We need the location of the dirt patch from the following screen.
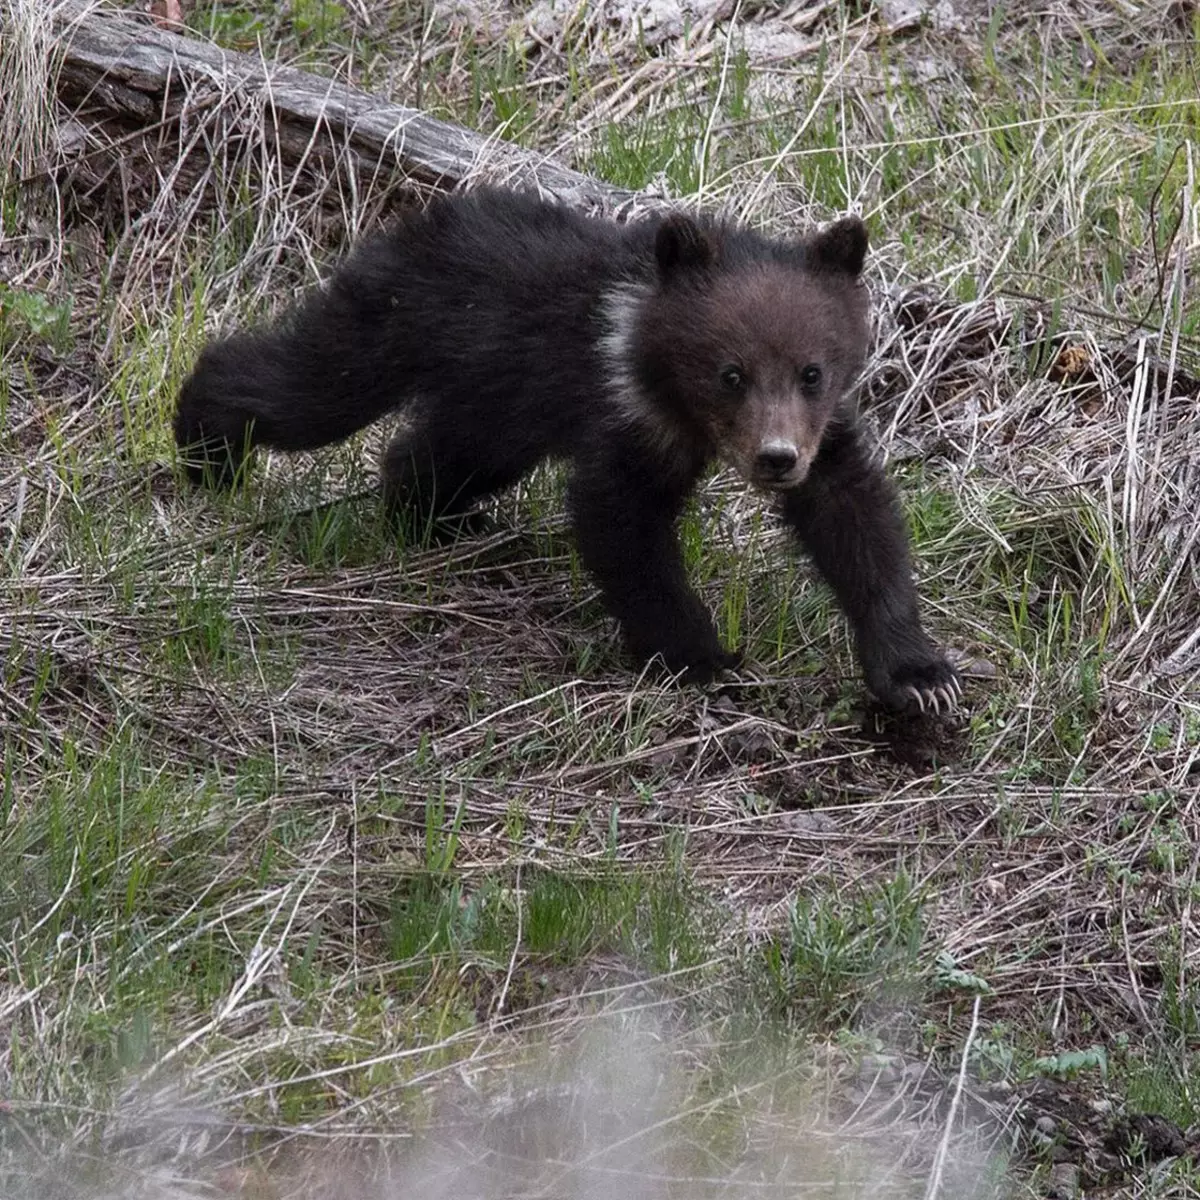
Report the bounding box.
[858,702,966,771]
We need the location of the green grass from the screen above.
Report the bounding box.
[760,871,929,1030]
[3,0,1200,1195]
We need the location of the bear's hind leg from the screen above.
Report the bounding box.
[381,424,528,542]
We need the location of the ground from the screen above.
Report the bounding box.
[2,0,1199,1197]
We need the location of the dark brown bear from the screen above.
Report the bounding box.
[175,187,960,714]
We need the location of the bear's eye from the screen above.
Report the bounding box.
[799,364,823,391]
[720,364,747,392]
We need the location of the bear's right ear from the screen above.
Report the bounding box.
[655,215,715,277]
[807,215,868,278]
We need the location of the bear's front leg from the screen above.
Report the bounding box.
[569,453,739,684]
[781,422,961,714]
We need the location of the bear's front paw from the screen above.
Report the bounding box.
[863,638,963,716]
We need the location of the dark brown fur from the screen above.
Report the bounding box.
[174,187,961,713]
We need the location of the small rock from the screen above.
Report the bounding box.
[983,874,1007,900]
[526,0,730,48]
[1047,1162,1079,1200]
[726,727,776,762]
[739,26,814,62]
[878,0,964,33]
[1036,1115,1057,1135]
[779,809,838,836]
[858,1055,901,1086]
[1017,581,1042,607]
[646,745,683,770]
[1090,1098,1113,1116]
[1049,343,1092,383]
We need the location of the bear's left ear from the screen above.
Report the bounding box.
[807,215,868,278]
[655,214,716,277]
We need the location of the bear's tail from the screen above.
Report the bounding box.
[174,277,412,488]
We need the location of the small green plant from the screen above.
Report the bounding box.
[584,104,708,193]
[934,951,994,995]
[193,1,266,45]
[1033,1045,1108,1082]
[1122,1050,1200,1131]
[971,1033,1016,1080]
[466,41,537,145]
[0,283,72,353]
[424,788,467,873]
[290,0,346,43]
[163,583,236,671]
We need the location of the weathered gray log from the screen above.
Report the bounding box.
[48,0,635,218]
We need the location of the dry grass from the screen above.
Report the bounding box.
[2,1,1200,1197]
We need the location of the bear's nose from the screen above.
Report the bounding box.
[755,443,799,476]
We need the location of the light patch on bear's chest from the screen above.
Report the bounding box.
[596,282,691,462]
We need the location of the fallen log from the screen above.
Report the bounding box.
[47,0,635,224]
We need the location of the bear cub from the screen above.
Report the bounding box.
[175,186,961,714]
